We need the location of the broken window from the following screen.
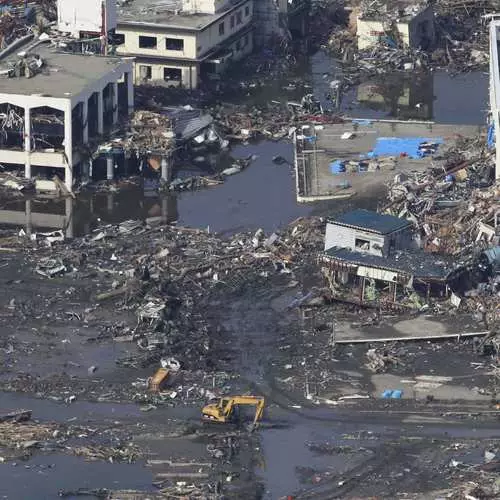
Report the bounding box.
[355,238,370,251]
[236,11,242,25]
[30,106,65,151]
[139,35,157,49]
[0,104,24,149]
[166,38,184,51]
[114,33,125,45]
[163,67,182,82]
[139,65,152,80]
[230,15,235,28]
[219,22,225,36]
[245,5,250,16]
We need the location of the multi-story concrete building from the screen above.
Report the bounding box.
[0,36,134,190]
[489,18,500,180]
[115,0,254,89]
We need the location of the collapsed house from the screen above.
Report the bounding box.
[356,0,435,50]
[320,209,466,307]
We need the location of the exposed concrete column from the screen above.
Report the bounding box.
[82,98,89,143]
[97,90,104,135]
[106,154,114,181]
[162,196,168,222]
[64,103,73,190]
[126,72,134,115]
[161,154,172,182]
[25,199,32,236]
[24,106,31,179]
[81,159,90,183]
[107,193,113,212]
[65,197,73,239]
[112,82,118,124]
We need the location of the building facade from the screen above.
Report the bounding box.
[116,0,254,89]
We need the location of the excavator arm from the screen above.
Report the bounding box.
[224,396,265,425]
[202,395,265,426]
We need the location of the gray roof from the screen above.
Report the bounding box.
[117,0,247,31]
[330,209,412,235]
[0,41,128,98]
[162,107,213,139]
[324,247,459,281]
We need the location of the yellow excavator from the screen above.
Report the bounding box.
[201,395,265,427]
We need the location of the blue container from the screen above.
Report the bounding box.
[381,390,393,399]
[391,390,403,399]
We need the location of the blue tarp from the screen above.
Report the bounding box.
[488,124,495,149]
[330,160,345,174]
[367,137,443,159]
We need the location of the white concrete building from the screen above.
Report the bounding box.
[0,37,134,190]
[489,19,500,180]
[115,0,253,89]
[57,0,117,37]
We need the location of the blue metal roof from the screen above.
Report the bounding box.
[330,209,411,235]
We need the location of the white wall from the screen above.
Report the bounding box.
[57,0,117,35]
[117,27,198,59]
[182,0,231,14]
[325,222,385,256]
[489,20,500,180]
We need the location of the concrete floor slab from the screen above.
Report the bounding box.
[294,120,482,201]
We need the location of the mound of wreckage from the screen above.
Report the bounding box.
[380,136,499,319]
[326,0,494,84]
[1,216,324,404]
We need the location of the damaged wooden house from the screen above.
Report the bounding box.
[320,209,466,308]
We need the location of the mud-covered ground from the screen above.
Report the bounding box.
[0,217,499,500]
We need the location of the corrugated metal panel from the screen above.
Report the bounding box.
[356,265,398,282]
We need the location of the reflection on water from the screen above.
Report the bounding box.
[0,189,178,238]
[355,73,434,121]
[0,141,312,237]
[223,49,488,125]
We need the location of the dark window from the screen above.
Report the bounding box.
[219,22,225,36]
[139,35,157,48]
[114,33,125,45]
[236,11,242,25]
[164,67,182,81]
[355,238,370,251]
[230,15,235,28]
[139,65,152,80]
[166,38,184,51]
[245,5,249,16]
